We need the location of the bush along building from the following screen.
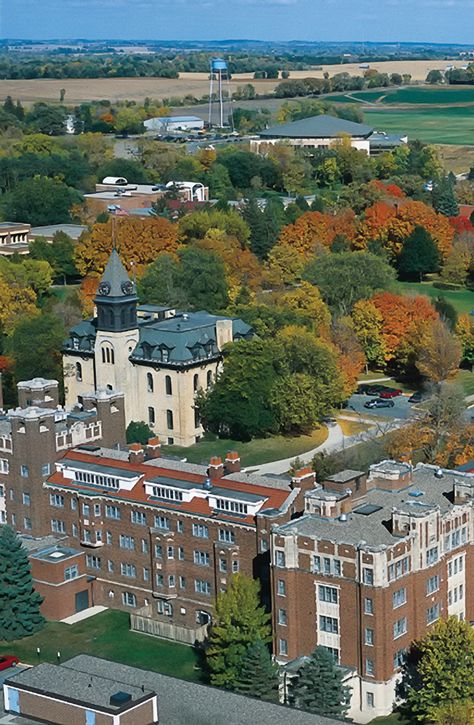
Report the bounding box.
[271,461,474,722]
[62,249,252,447]
[39,448,312,640]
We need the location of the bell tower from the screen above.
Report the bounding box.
[95,249,138,333]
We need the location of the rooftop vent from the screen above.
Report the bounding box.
[203,477,213,491]
[339,513,348,522]
[110,691,132,707]
[434,468,444,479]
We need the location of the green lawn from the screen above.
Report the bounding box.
[162,427,328,467]
[328,86,474,106]
[0,610,201,681]
[369,713,409,725]
[456,368,474,397]
[364,106,474,145]
[396,280,474,315]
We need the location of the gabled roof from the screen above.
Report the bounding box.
[259,114,374,139]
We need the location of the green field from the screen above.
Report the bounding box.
[0,610,201,681]
[327,86,474,105]
[396,280,474,315]
[364,106,474,145]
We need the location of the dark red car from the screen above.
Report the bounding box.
[379,387,403,399]
[0,655,19,670]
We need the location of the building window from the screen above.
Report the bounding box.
[86,555,101,570]
[279,639,288,656]
[76,362,82,382]
[207,370,213,388]
[147,372,154,393]
[122,592,137,607]
[177,520,184,533]
[426,547,439,566]
[366,658,375,677]
[82,503,90,517]
[165,375,172,396]
[195,579,211,595]
[426,575,440,595]
[218,529,235,544]
[167,546,174,559]
[178,547,184,560]
[427,603,440,625]
[71,499,77,511]
[364,597,374,615]
[119,535,135,550]
[102,346,115,364]
[393,649,405,669]
[179,576,186,589]
[51,519,66,534]
[392,587,407,609]
[22,492,30,506]
[364,627,374,646]
[194,550,210,567]
[192,523,208,538]
[193,374,199,392]
[219,558,227,573]
[168,575,175,588]
[106,531,112,545]
[0,459,9,474]
[105,505,121,520]
[155,544,162,559]
[166,410,174,430]
[108,560,115,573]
[318,585,338,604]
[143,568,149,582]
[157,600,173,616]
[42,463,51,477]
[156,574,164,587]
[148,407,155,425]
[64,564,79,580]
[322,647,339,663]
[278,609,287,626]
[131,511,146,526]
[141,538,149,554]
[72,523,78,538]
[121,563,136,578]
[320,616,338,634]
[155,516,170,530]
[367,693,375,708]
[20,465,29,478]
[94,503,101,517]
[275,551,286,568]
[363,568,374,585]
[277,579,286,596]
[393,617,407,639]
[194,408,200,428]
[388,557,410,582]
[23,517,32,530]
[232,560,239,573]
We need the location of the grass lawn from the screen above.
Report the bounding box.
[369,713,409,725]
[162,427,328,467]
[456,368,474,397]
[363,106,474,145]
[337,418,371,436]
[0,610,201,682]
[395,280,474,316]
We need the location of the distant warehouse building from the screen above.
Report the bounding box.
[144,115,204,133]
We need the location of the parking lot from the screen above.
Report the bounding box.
[345,393,414,421]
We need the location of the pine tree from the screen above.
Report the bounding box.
[206,573,272,689]
[0,526,44,641]
[432,176,459,217]
[398,225,440,281]
[234,639,280,700]
[241,197,267,259]
[3,96,15,116]
[289,646,351,717]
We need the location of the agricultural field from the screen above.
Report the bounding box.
[330,87,474,106]
[364,106,474,145]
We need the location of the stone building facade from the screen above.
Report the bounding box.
[270,461,474,722]
[62,250,252,446]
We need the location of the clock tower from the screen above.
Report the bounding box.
[95,249,138,333]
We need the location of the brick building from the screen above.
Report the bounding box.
[39,446,309,637]
[270,460,474,722]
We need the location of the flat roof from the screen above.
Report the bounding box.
[30,224,87,239]
[0,221,30,230]
[6,662,154,713]
[259,113,374,140]
[30,545,81,563]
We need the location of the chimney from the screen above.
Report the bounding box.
[146,436,161,459]
[291,466,316,492]
[128,442,145,464]
[225,450,241,473]
[208,456,224,479]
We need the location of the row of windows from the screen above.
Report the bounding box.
[214,498,248,515]
[313,556,341,577]
[444,527,467,552]
[155,574,211,594]
[75,470,120,489]
[448,584,464,606]
[19,463,50,478]
[448,555,464,577]
[154,544,239,571]
[148,407,174,430]
[388,557,410,582]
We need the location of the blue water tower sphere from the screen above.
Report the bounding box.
[211,58,228,72]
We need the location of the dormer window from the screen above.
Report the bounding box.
[72,337,79,350]
[161,347,170,363]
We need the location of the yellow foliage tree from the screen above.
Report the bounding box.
[281,281,331,336]
[0,273,37,334]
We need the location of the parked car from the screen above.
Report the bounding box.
[364,398,395,409]
[358,384,389,396]
[378,387,403,399]
[408,391,423,404]
[0,655,19,671]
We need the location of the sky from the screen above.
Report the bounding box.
[4,0,474,44]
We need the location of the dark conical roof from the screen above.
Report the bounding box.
[95,249,137,300]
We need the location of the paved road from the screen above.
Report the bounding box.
[346,392,414,421]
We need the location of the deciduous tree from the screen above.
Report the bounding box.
[416,319,461,383]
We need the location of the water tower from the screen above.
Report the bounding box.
[208,58,233,129]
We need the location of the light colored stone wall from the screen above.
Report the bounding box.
[63,354,96,408]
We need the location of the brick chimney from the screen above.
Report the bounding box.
[291,466,316,493]
[208,456,224,479]
[225,450,241,473]
[128,442,145,464]
[146,436,161,459]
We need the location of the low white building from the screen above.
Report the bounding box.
[144,115,204,133]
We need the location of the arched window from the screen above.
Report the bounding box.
[147,373,154,393]
[194,408,200,428]
[102,345,115,364]
[166,410,174,430]
[165,375,172,396]
[148,407,155,425]
[207,370,213,388]
[75,362,82,382]
[193,374,199,392]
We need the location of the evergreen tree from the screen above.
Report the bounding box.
[206,573,272,689]
[15,100,25,121]
[241,197,267,259]
[3,96,15,116]
[432,176,459,217]
[398,225,440,281]
[289,646,351,718]
[0,526,44,641]
[126,420,154,445]
[234,639,280,701]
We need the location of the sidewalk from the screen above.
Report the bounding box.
[251,423,344,475]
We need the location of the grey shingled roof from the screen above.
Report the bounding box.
[259,114,374,139]
[60,655,341,725]
[275,464,462,548]
[96,249,136,299]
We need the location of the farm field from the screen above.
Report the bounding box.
[330,87,474,106]
[364,106,474,145]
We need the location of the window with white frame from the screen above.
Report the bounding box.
[427,603,440,624]
[218,529,235,543]
[277,579,286,596]
[122,592,137,607]
[155,515,170,530]
[320,615,338,634]
[195,579,211,595]
[86,555,101,570]
[121,563,136,578]
[364,627,374,645]
[0,459,9,474]
[318,585,338,604]
[64,564,78,580]
[393,617,407,639]
[51,519,65,534]
[426,547,439,566]
[364,597,374,615]
[131,510,146,525]
[426,575,440,595]
[105,505,121,520]
[275,551,286,568]
[392,587,407,609]
[192,523,208,538]
[119,534,135,550]
[194,550,210,567]
[388,557,410,582]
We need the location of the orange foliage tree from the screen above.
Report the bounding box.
[277,210,356,257]
[196,229,262,299]
[75,216,180,278]
[79,277,99,318]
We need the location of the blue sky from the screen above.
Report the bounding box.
[4,0,474,43]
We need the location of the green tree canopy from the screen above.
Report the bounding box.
[25,102,68,135]
[29,232,78,281]
[1,176,81,226]
[126,421,154,445]
[400,617,474,722]
[398,225,440,281]
[179,208,250,247]
[177,247,229,312]
[0,526,44,641]
[289,646,351,717]
[7,312,65,386]
[303,251,396,314]
[234,639,280,701]
[206,573,272,689]
[137,253,184,307]
[96,158,151,185]
[432,176,459,217]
